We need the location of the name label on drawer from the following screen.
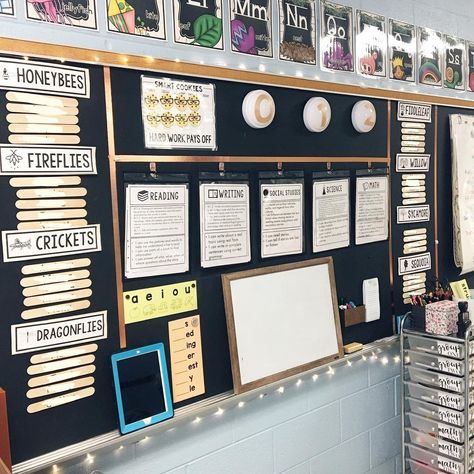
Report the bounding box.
[438,374,463,393]
[438,392,463,410]
[438,440,462,460]
[438,424,462,443]
[437,342,462,359]
[438,457,461,474]
[437,407,462,426]
[438,359,463,375]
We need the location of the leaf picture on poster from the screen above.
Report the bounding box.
[0,0,14,16]
[417,27,443,87]
[107,0,165,39]
[279,0,316,65]
[230,0,273,57]
[173,0,223,49]
[444,35,465,90]
[468,42,474,92]
[320,0,353,72]
[26,0,97,28]
[388,19,415,82]
[356,10,386,77]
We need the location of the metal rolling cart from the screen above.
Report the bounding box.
[401,312,474,473]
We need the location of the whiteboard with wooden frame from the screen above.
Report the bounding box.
[222,257,344,394]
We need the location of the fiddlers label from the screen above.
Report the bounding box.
[397,102,432,122]
[2,225,101,262]
[396,154,430,172]
[398,252,431,275]
[397,205,430,224]
[11,311,107,354]
[0,145,96,175]
[0,58,89,98]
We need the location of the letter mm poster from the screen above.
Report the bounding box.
[141,76,216,150]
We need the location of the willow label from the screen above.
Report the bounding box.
[396,153,430,172]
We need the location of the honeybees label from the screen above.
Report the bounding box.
[141,76,216,150]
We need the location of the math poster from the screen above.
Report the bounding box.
[25,0,97,29]
[107,0,166,39]
[388,19,415,82]
[230,0,273,57]
[279,0,316,65]
[417,27,442,87]
[172,0,223,49]
[356,10,386,77]
[444,35,465,90]
[0,0,14,16]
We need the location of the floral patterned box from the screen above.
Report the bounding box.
[426,300,458,336]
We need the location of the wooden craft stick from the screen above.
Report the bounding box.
[27,376,94,399]
[403,289,425,299]
[27,387,95,414]
[402,180,425,187]
[27,355,96,375]
[401,147,425,153]
[400,186,425,193]
[16,198,86,210]
[30,344,98,364]
[402,122,426,129]
[22,258,90,275]
[21,300,90,320]
[401,128,426,135]
[21,269,90,287]
[404,234,427,243]
[404,246,428,254]
[23,278,92,297]
[402,135,426,141]
[403,282,427,292]
[402,141,426,147]
[402,192,426,199]
[403,198,427,205]
[16,208,87,221]
[7,113,79,125]
[10,176,81,188]
[23,288,92,307]
[9,134,81,145]
[404,240,428,249]
[6,103,78,116]
[6,91,79,108]
[9,124,80,134]
[28,364,96,388]
[403,229,427,236]
[17,187,87,199]
[402,174,426,180]
[403,273,426,281]
[17,219,88,230]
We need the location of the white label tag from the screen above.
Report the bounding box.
[437,342,462,358]
[396,154,430,172]
[397,102,432,122]
[398,252,431,275]
[11,311,107,354]
[397,205,430,224]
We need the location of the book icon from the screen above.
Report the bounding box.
[137,190,149,201]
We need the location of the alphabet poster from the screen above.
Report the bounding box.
[444,35,465,90]
[320,0,353,72]
[230,0,273,57]
[107,0,166,39]
[172,0,223,49]
[388,19,415,82]
[468,42,474,92]
[356,10,386,77]
[279,0,316,65]
[0,0,14,15]
[417,27,443,87]
[25,0,97,29]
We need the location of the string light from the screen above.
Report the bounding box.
[52,465,58,472]
[312,374,319,381]
[381,357,389,365]
[327,367,335,375]
[394,356,400,363]
[215,407,224,416]
[239,63,246,70]
[346,360,352,367]
[175,58,181,63]
[86,454,94,464]
[277,386,285,393]
[238,401,245,408]
[362,355,367,361]
[193,417,201,424]
[296,379,302,386]
[258,64,266,72]
[259,393,264,399]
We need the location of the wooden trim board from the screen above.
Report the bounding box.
[0,389,11,471]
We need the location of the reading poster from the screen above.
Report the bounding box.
[320,0,353,72]
[26,0,97,29]
[356,10,386,77]
[444,35,465,90]
[388,19,415,82]
[468,42,474,92]
[279,0,316,65]
[107,0,165,39]
[417,27,442,87]
[173,0,223,49]
[230,0,273,57]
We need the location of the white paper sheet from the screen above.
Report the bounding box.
[362,278,380,322]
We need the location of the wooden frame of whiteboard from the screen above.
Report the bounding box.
[222,257,344,394]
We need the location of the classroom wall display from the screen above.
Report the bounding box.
[230,0,273,57]
[320,0,353,73]
[107,0,166,39]
[172,0,222,49]
[388,19,415,82]
[278,0,316,65]
[351,100,376,133]
[417,27,443,87]
[25,0,97,29]
[444,35,465,90]
[303,97,331,132]
[0,0,14,15]
[241,89,275,129]
[467,42,474,92]
[355,10,386,78]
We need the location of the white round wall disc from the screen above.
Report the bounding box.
[351,100,376,133]
[303,97,331,132]
[242,90,275,129]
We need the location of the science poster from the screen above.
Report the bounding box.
[388,19,415,82]
[417,27,443,87]
[107,0,166,39]
[444,35,465,90]
[320,0,353,72]
[173,0,223,49]
[279,0,316,65]
[356,10,386,77]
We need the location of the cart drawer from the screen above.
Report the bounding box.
[406,334,471,359]
[405,381,465,411]
[407,413,465,443]
[407,443,464,474]
[406,350,470,376]
[406,428,465,460]
[406,397,465,426]
[407,367,465,393]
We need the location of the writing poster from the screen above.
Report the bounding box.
[199,182,250,268]
[320,0,353,72]
[356,10,386,77]
[141,76,216,150]
[0,0,14,15]
[107,0,166,39]
[230,0,272,57]
[313,179,350,253]
[417,27,443,87]
[25,0,97,29]
[172,0,223,49]
[124,184,189,278]
[388,19,415,82]
[468,42,474,92]
[279,0,316,65]
[355,175,388,245]
[444,35,465,90]
[260,182,303,258]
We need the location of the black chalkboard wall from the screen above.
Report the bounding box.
[0,54,471,464]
